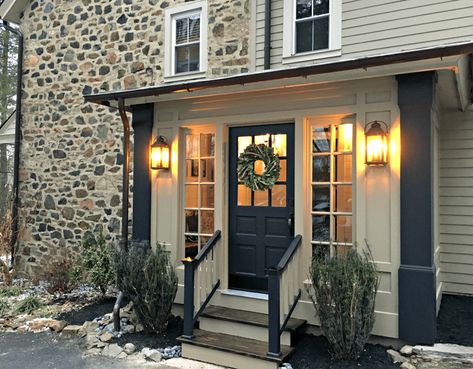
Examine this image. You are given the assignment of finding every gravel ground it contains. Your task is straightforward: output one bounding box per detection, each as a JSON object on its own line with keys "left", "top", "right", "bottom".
{"left": 437, "top": 294, "right": 473, "bottom": 346}
{"left": 0, "top": 332, "right": 223, "bottom": 369}
{"left": 287, "top": 334, "right": 399, "bottom": 369}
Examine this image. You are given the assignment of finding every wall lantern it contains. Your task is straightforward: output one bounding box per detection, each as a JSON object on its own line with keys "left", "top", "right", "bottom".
{"left": 365, "top": 121, "right": 389, "bottom": 166}
{"left": 151, "top": 136, "right": 170, "bottom": 170}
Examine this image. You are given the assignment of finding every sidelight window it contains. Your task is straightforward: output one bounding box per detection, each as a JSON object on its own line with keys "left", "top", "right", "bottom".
{"left": 310, "top": 121, "right": 354, "bottom": 259}
{"left": 183, "top": 130, "right": 216, "bottom": 259}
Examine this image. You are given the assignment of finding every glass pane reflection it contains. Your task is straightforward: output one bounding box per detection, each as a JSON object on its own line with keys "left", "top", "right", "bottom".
{"left": 313, "top": 156, "right": 330, "bottom": 182}
{"left": 312, "top": 215, "right": 330, "bottom": 242}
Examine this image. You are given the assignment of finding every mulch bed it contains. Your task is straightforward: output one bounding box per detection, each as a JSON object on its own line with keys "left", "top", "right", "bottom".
{"left": 55, "top": 297, "right": 120, "bottom": 325}
{"left": 54, "top": 295, "right": 183, "bottom": 350}
{"left": 52, "top": 296, "right": 401, "bottom": 366}
{"left": 437, "top": 294, "right": 473, "bottom": 346}
{"left": 110, "top": 316, "right": 183, "bottom": 350}
{"left": 288, "top": 334, "right": 398, "bottom": 369}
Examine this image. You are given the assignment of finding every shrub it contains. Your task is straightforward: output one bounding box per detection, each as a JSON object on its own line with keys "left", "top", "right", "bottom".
{"left": 0, "top": 201, "right": 18, "bottom": 286}
{"left": 15, "top": 296, "right": 42, "bottom": 314}
{"left": 81, "top": 230, "right": 116, "bottom": 294}
{"left": 307, "top": 245, "right": 379, "bottom": 360}
{"left": 0, "top": 298, "right": 9, "bottom": 315}
{"left": 0, "top": 286, "right": 22, "bottom": 297}
{"left": 114, "top": 241, "right": 178, "bottom": 333}
{"left": 42, "top": 259, "right": 80, "bottom": 294}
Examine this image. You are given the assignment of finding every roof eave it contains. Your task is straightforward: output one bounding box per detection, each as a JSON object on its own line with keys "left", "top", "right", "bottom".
{"left": 84, "top": 41, "right": 473, "bottom": 108}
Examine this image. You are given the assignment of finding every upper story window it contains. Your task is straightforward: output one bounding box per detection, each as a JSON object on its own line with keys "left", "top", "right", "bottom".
{"left": 296, "top": 0, "right": 329, "bottom": 53}
{"left": 283, "top": 0, "right": 341, "bottom": 63}
{"left": 175, "top": 12, "right": 201, "bottom": 73}
{"left": 165, "top": 1, "right": 208, "bottom": 81}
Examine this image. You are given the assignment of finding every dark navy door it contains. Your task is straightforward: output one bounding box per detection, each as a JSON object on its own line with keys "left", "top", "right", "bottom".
{"left": 229, "top": 123, "right": 295, "bottom": 292}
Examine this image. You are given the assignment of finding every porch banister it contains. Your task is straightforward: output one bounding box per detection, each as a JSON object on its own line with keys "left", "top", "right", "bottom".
{"left": 181, "top": 230, "right": 221, "bottom": 340}
{"left": 266, "top": 234, "right": 303, "bottom": 358}
{"left": 267, "top": 267, "right": 281, "bottom": 358}
{"left": 182, "top": 258, "right": 196, "bottom": 339}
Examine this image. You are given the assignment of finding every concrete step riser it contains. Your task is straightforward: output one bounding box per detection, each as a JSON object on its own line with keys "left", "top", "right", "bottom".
{"left": 199, "top": 317, "right": 292, "bottom": 346}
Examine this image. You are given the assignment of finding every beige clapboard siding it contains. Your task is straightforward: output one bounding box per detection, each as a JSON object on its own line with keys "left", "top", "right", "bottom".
{"left": 440, "top": 111, "right": 473, "bottom": 295}
{"left": 254, "top": 0, "right": 473, "bottom": 70}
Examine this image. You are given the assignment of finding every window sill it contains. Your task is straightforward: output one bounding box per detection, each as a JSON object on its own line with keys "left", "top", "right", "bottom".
{"left": 163, "top": 70, "right": 207, "bottom": 83}
{"left": 282, "top": 49, "right": 342, "bottom": 65}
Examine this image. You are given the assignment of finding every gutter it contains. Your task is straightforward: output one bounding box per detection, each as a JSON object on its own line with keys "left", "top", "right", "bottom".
{"left": 85, "top": 41, "right": 473, "bottom": 107}
{"left": 263, "top": 0, "right": 271, "bottom": 70}
{"left": 0, "top": 20, "right": 23, "bottom": 265}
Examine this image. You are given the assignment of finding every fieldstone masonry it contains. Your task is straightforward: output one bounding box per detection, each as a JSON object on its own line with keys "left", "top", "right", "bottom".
{"left": 16, "top": 0, "right": 251, "bottom": 276}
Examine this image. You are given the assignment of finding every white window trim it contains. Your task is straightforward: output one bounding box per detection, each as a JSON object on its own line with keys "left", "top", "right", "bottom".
{"left": 164, "top": 1, "right": 208, "bottom": 82}
{"left": 282, "top": 0, "right": 341, "bottom": 64}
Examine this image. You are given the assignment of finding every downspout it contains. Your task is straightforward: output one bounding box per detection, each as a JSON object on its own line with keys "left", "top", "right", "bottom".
{"left": 1, "top": 21, "right": 23, "bottom": 265}
{"left": 113, "top": 97, "right": 131, "bottom": 331}
{"left": 117, "top": 97, "right": 130, "bottom": 252}
{"left": 263, "top": 0, "right": 271, "bottom": 70}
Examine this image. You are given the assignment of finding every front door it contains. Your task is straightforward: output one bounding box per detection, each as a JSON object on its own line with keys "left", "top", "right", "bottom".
{"left": 229, "top": 123, "right": 295, "bottom": 292}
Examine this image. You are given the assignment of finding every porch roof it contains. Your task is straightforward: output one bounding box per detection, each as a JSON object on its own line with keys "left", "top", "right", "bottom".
{"left": 84, "top": 41, "right": 473, "bottom": 109}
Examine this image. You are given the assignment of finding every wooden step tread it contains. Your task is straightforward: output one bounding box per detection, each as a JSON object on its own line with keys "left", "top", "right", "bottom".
{"left": 201, "top": 306, "right": 306, "bottom": 331}
{"left": 178, "top": 329, "right": 293, "bottom": 363}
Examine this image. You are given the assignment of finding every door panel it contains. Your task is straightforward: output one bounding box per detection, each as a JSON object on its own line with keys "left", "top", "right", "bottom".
{"left": 229, "top": 123, "right": 295, "bottom": 292}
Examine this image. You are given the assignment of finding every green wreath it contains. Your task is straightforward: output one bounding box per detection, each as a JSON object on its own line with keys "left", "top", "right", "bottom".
{"left": 237, "top": 143, "right": 281, "bottom": 191}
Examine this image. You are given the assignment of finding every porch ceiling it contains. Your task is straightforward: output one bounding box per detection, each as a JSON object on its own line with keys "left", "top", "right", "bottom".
{"left": 84, "top": 42, "right": 473, "bottom": 109}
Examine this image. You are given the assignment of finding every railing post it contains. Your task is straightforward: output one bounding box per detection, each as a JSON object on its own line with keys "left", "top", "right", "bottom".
{"left": 267, "top": 267, "right": 281, "bottom": 358}
{"left": 182, "top": 258, "right": 196, "bottom": 339}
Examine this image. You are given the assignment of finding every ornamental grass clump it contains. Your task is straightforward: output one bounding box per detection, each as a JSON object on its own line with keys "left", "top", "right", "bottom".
{"left": 0, "top": 286, "right": 21, "bottom": 297}
{"left": 15, "top": 296, "right": 42, "bottom": 314}
{"left": 0, "top": 298, "right": 9, "bottom": 316}
{"left": 114, "top": 241, "right": 178, "bottom": 333}
{"left": 308, "top": 245, "right": 379, "bottom": 360}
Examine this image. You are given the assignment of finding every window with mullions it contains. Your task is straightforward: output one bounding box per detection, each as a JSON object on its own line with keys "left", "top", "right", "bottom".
{"left": 174, "top": 12, "right": 201, "bottom": 74}
{"left": 184, "top": 131, "right": 216, "bottom": 258}
{"left": 295, "top": 0, "right": 330, "bottom": 53}
{"left": 311, "top": 122, "right": 354, "bottom": 259}
{"left": 237, "top": 134, "right": 287, "bottom": 207}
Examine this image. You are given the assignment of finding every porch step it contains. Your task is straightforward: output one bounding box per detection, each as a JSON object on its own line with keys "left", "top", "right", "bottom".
{"left": 200, "top": 306, "right": 305, "bottom": 345}
{"left": 178, "top": 329, "right": 293, "bottom": 369}
{"left": 202, "top": 306, "right": 306, "bottom": 330}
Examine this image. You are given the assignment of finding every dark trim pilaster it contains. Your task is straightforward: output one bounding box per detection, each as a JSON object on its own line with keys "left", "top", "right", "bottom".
{"left": 397, "top": 72, "right": 437, "bottom": 344}
{"left": 131, "top": 104, "right": 154, "bottom": 242}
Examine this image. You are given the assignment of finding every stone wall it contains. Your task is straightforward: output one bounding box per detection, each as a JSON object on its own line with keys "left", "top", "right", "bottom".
{"left": 16, "top": 0, "right": 251, "bottom": 276}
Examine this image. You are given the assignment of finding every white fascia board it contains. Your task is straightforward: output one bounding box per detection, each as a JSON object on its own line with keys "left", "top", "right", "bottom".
{"left": 0, "top": 0, "right": 28, "bottom": 23}
{"left": 452, "top": 55, "right": 472, "bottom": 112}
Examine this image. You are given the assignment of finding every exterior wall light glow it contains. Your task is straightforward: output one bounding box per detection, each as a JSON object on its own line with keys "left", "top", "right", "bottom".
{"left": 151, "top": 136, "right": 170, "bottom": 170}
{"left": 365, "top": 121, "right": 389, "bottom": 166}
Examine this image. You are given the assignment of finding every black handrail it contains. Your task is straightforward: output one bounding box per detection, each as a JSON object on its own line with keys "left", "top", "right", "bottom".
{"left": 266, "top": 234, "right": 303, "bottom": 358}
{"left": 194, "top": 230, "right": 221, "bottom": 263}
{"left": 276, "top": 235, "right": 302, "bottom": 271}
{"left": 181, "top": 230, "right": 221, "bottom": 339}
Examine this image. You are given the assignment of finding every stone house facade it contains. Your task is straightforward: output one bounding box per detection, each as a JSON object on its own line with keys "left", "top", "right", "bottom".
{"left": 10, "top": 0, "right": 250, "bottom": 276}
{"left": 3, "top": 0, "right": 473, "bottom": 366}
